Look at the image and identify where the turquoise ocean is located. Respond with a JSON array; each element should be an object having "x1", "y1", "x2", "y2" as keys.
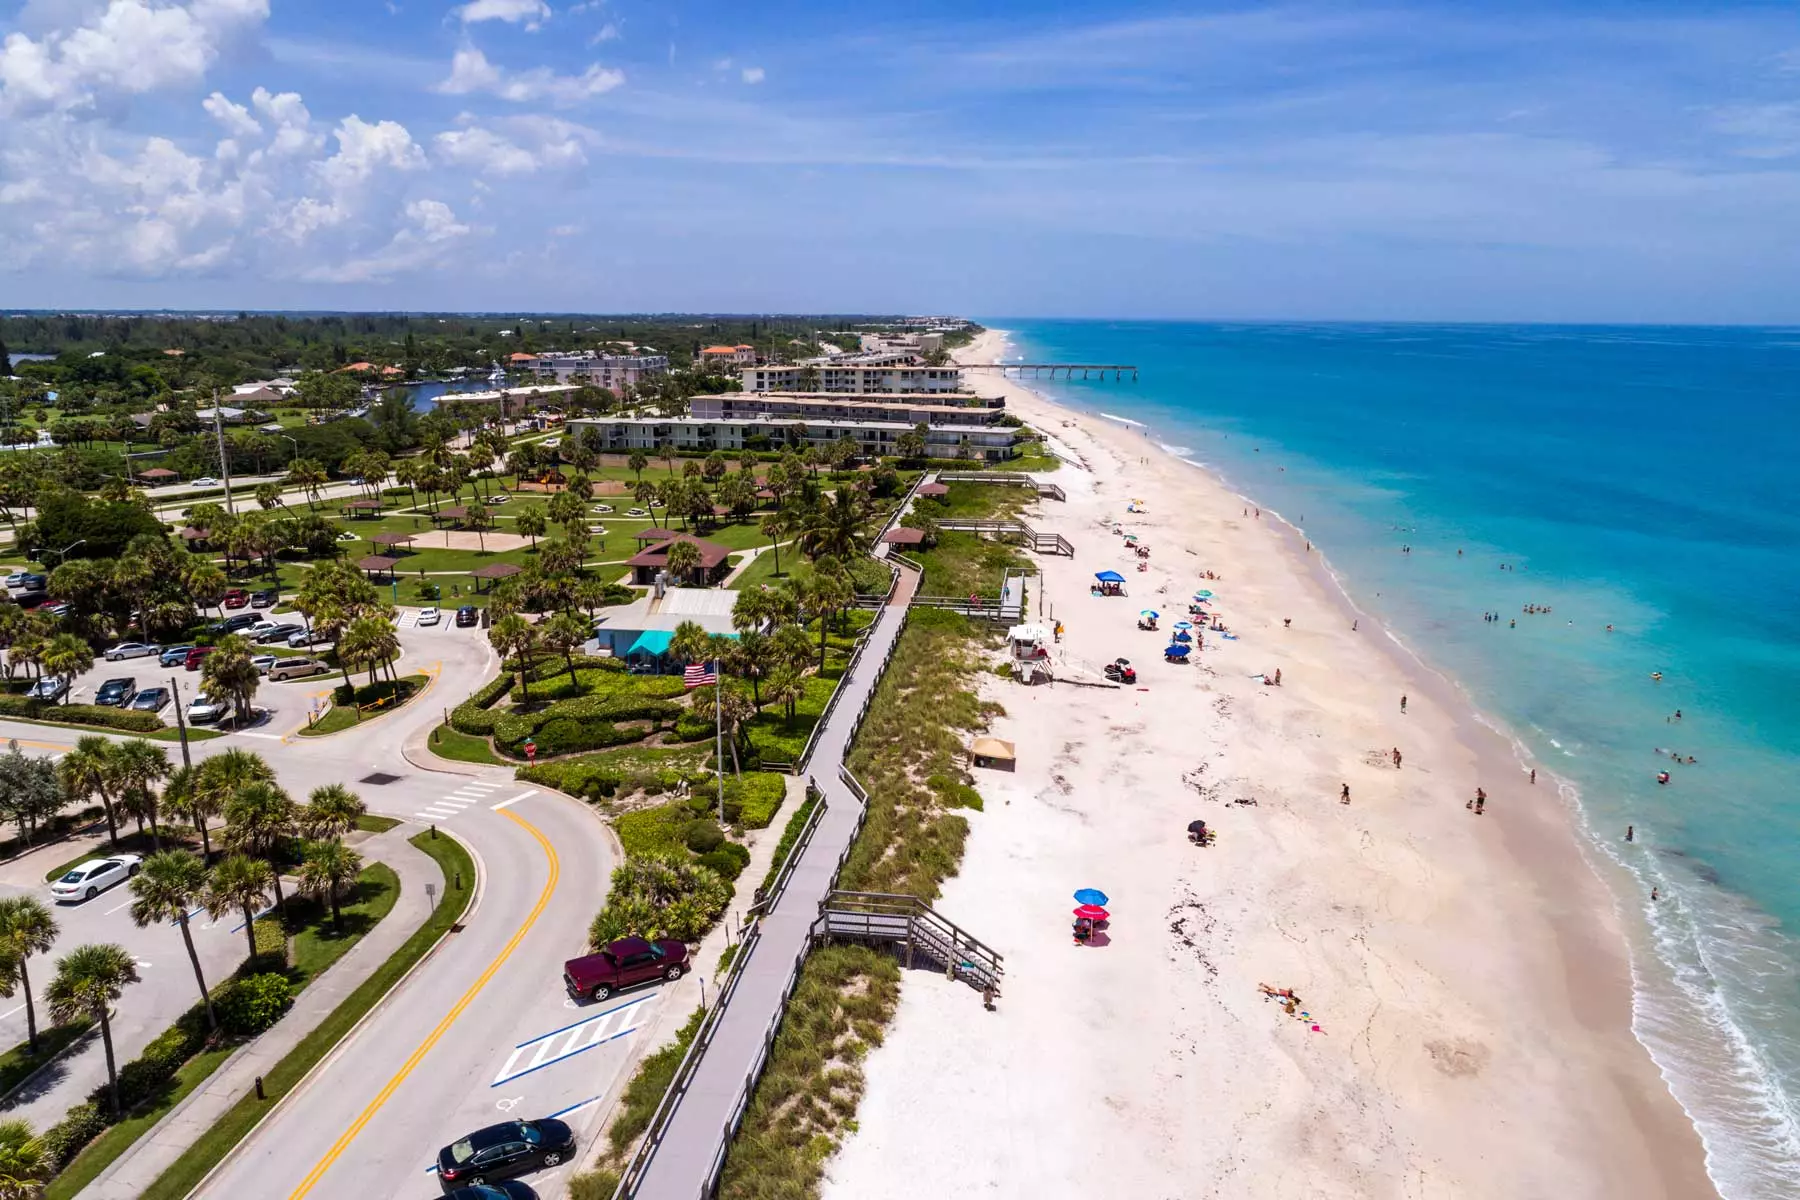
[{"x1": 993, "y1": 320, "x2": 1800, "y2": 1199}]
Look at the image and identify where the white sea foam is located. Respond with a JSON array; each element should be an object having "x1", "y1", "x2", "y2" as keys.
[
  {"x1": 1156, "y1": 442, "x2": 1194, "y2": 457},
  {"x1": 1098, "y1": 411, "x2": 1145, "y2": 428}
]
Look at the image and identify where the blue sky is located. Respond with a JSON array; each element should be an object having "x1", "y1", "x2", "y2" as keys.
[{"x1": 2, "y1": 0, "x2": 1800, "y2": 320}]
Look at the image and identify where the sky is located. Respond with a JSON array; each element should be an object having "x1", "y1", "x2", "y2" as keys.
[{"x1": 2, "y1": 0, "x2": 1800, "y2": 321}]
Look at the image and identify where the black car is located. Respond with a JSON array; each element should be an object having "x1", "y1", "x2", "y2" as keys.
[
  {"x1": 455, "y1": 605, "x2": 479, "y2": 627},
  {"x1": 249, "y1": 588, "x2": 279, "y2": 608},
  {"x1": 438, "y1": 1184, "x2": 535, "y2": 1200},
  {"x1": 436, "y1": 1119, "x2": 573, "y2": 1193},
  {"x1": 131, "y1": 687, "x2": 170, "y2": 712},
  {"x1": 94, "y1": 678, "x2": 137, "y2": 707},
  {"x1": 254, "y1": 623, "x2": 302, "y2": 644}
]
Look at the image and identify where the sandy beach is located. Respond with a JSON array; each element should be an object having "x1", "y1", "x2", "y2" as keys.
[{"x1": 819, "y1": 329, "x2": 1715, "y2": 1200}]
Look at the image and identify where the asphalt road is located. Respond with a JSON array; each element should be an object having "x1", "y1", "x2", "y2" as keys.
[{"x1": 1, "y1": 614, "x2": 625, "y2": 1200}]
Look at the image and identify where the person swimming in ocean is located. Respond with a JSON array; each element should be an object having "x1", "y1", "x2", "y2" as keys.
[
  {"x1": 1651, "y1": 671, "x2": 1663, "y2": 682},
  {"x1": 1657, "y1": 771, "x2": 1671, "y2": 785}
]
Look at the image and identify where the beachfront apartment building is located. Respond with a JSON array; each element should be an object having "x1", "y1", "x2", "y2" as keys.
[
  {"x1": 520, "y1": 351, "x2": 670, "y2": 391},
  {"x1": 739, "y1": 363, "x2": 963, "y2": 394},
  {"x1": 699, "y1": 344, "x2": 757, "y2": 367},
  {"x1": 566, "y1": 412, "x2": 1021, "y2": 461},
  {"x1": 859, "y1": 332, "x2": 943, "y2": 354},
  {"x1": 689, "y1": 391, "x2": 1005, "y2": 427}
]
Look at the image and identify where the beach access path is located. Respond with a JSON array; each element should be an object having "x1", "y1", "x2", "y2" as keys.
[{"x1": 628, "y1": 561, "x2": 918, "y2": 1200}]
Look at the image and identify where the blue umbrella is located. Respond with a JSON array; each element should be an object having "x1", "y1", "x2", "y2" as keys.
[
  {"x1": 1165, "y1": 643, "x2": 1191, "y2": 657},
  {"x1": 1172, "y1": 620, "x2": 1193, "y2": 630},
  {"x1": 1194, "y1": 589, "x2": 1214, "y2": 599},
  {"x1": 1173, "y1": 629, "x2": 1192, "y2": 642},
  {"x1": 1140, "y1": 609, "x2": 1159, "y2": 619},
  {"x1": 1073, "y1": 888, "x2": 1109, "y2": 907},
  {"x1": 1095, "y1": 570, "x2": 1125, "y2": 583}
]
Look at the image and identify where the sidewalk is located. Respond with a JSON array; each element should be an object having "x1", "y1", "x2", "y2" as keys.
[{"x1": 77, "y1": 826, "x2": 439, "y2": 1200}]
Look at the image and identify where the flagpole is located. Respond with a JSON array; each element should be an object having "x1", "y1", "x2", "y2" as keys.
[{"x1": 715, "y1": 661, "x2": 725, "y2": 823}]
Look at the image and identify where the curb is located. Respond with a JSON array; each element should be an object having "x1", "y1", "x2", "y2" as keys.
[
  {"x1": 286, "y1": 668, "x2": 439, "y2": 743},
  {"x1": 0, "y1": 1022, "x2": 96, "y2": 1108}
]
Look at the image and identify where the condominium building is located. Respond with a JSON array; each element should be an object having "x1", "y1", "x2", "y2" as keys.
[
  {"x1": 739, "y1": 363, "x2": 963, "y2": 394},
  {"x1": 698, "y1": 344, "x2": 757, "y2": 367},
  {"x1": 526, "y1": 351, "x2": 669, "y2": 390},
  {"x1": 566, "y1": 413, "x2": 1021, "y2": 461},
  {"x1": 689, "y1": 391, "x2": 1005, "y2": 428}
]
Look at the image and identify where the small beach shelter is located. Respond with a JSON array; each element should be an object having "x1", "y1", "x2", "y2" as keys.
[
  {"x1": 1173, "y1": 620, "x2": 1192, "y2": 630},
  {"x1": 1096, "y1": 571, "x2": 1125, "y2": 583},
  {"x1": 969, "y1": 737, "x2": 1016, "y2": 771},
  {"x1": 1194, "y1": 590, "x2": 1214, "y2": 599}
]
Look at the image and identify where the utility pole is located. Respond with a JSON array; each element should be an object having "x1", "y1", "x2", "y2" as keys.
[
  {"x1": 213, "y1": 386, "x2": 235, "y2": 516},
  {"x1": 169, "y1": 673, "x2": 192, "y2": 770}
]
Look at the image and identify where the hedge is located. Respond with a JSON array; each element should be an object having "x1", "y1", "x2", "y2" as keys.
[
  {"x1": 217, "y1": 973, "x2": 295, "y2": 1037},
  {"x1": 0, "y1": 696, "x2": 165, "y2": 733},
  {"x1": 43, "y1": 1004, "x2": 211, "y2": 1170},
  {"x1": 698, "y1": 842, "x2": 750, "y2": 880},
  {"x1": 448, "y1": 674, "x2": 513, "y2": 736}
]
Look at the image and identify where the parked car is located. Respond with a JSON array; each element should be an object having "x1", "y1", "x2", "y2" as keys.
[
  {"x1": 489, "y1": 493, "x2": 509, "y2": 505},
  {"x1": 435, "y1": 1118, "x2": 575, "y2": 1193},
  {"x1": 14, "y1": 593, "x2": 48, "y2": 609},
  {"x1": 184, "y1": 646, "x2": 215, "y2": 671},
  {"x1": 268, "y1": 657, "x2": 326, "y2": 682},
  {"x1": 562, "y1": 936, "x2": 688, "y2": 1002},
  {"x1": 187, "y1": 694, "x2": 228, "y2": 724},
  {"x1": 8, "y1": 572, "x2": 47, "y2": 593},
  {"x1": 249, "y1": 588, "x2": 279, "y2": 608},
  {"x1": 222, "y1": 589, "x2": 250, "y2": 609},
  {"x1": 25, "y1": 676, "x2": 69, "y2": 702},
  {"x1": 455, "y1": 605, "x2": 479, "y2": 628},
  {"x1": 94, "y1": 678, "x2": 137, "y2": 707},
  {"x1": 191, "y1": 476, "x2": 218, "y2": 486},
  {"x1": 208, "y1": 613, "x2": 261, "y2": 635},
  {"x1": 251, "y1": 655, "x2": 276, "y2": 675},
  {"x1": 44, "y1": 602, "x2": 71, "y2": 617},
  {"x1": 50, "y1": 855, "x2": 142, "y2": 903},
  {"x1": 131, "y1": 687, "x2": 170, "y2": 712},
  {"x1": 287, "y1": 627, "x2": 325, "y2": 649},
  {"x1": 159, "y1": 643, "x2": 197, "y2": 667},
  {"x1": 105, "y1": 641, "x2": 160, "y2": 661},
  {"x1": 438, "y1": 1183, "x2": 535, "y2": 1200},
  {"x1": 255, "y1": 623, "x2": 302, "y2": 644},
  {"x1": 2, "y1": 571, "x2": 26, "y2": 589},
  {"x1": 417, "y1": 607, "x2": 441, "y2": 627}
]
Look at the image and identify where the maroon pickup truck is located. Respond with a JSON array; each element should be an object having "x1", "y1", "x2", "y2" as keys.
[{"x1": 563, "y1": 936, "x2": 688, "y2": 1002}]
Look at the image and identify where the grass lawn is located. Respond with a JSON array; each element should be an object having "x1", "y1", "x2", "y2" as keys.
[
  {"x1": 288, "y1": 862, "x2": 400, "y2": 981},
  {"x1": 299, "y1": 673, "x2": 428, "y2": 737},
  {"x1": 136, "y1": 830, "x2": 474, "y2": 1200},
  {"x1": 726, "y1": 545, "x2": 794, "y2": 591},
  {"x1": 924, "y1": 480, "x2": 1031, "y2": 522},
  {"x1": 909, "y1": 530, "x2": 1032, "y2": 600},
  {"x1": 42, "y1": 826, "x2": 200, "y2": 882},
  {"x1": 354, "y1": 814, "x2": 402, "y2": 833},
  {"x1": 0, "y1": 1020, "x2": 90, "y2": 1096},
  {"x1": 429, "y1": 725, "x2": 503, "y2": 765},
  {"x1": 0, "y1": 710, "x2": 223, "y2": 744}
]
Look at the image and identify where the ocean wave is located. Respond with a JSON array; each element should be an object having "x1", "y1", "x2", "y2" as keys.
[
  {"x1": 1157, "y1": 442, "x2": 1194, "y2": 457},
  {"x1": 1098, "y1": 411, "x2": 1146, "y2": 427}
]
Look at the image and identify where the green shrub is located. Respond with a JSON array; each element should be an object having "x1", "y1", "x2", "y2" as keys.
[
  {"x1": 569, "y1": 1169, "x2": 623, "y2": 1200},
  {"x1": 615, "y1": 803, "x2": 692, "y2": 859},
  {"x1": 41, "y1": 1102, "x2": 107, "y2": 1169},
  {"x1": 683, "y1": 819, "x2": 724, "y2": 854},
  {"x1": 449, "y1": 674, "x2": 514, "y2": 735},
  {"x1": 217, "y1": 973, "x2": 296, "y2": 1037},
  {"x1": 728, "y1": 774, "x2": 785, "y2": 829},
  {"x1": 103, "y1": 1008, "x2": 208, "y2": 1111},
  {"x1": 927, "y1": 773, "x2": 985, "y2": 812},
  {"x1": 698, "y1": 842, "x2": 750, "y2": 880},
  {"x1": 671, "y1": 714, "x2": 712, "y2": 742},
  {"x1": 0, "y1": 695, "x2": 165, "y2": 733}
]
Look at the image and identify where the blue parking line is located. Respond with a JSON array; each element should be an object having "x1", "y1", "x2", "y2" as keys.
[
  {"x1": 229, "y1": 904, "x2": 275, "y2": 934},
  {"x1": 168, "y1": 905, "x2": 204, "y2": 927},
  {"x1": 490, "y1": 1025, "x2": 639, "y2": 1087},
  {"x1": 547, "y1": 1094, "x2": 601, "y2": 1120},
  {"x1": 514, "y1": 996, "x2": 652, "y2": 1049}
]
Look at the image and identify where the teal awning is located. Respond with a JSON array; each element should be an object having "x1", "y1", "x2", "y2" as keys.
[{"x1": 627, "y1": 630, "x2": 673, "y2": 656}]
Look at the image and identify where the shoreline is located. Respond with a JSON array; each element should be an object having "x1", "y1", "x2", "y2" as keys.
[{"x1": 819, "y1": 329, "x2": 1715, "y2": 1199}]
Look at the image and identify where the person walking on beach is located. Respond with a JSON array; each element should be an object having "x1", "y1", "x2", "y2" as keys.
[
  {"x1": 1400, "y1": 694, "x2": 1408, "y2": 714},
  {"x1": 1530, "y1": 768, "x2": 1536, "y2": 785},
  {"x1": 1340, "y1": 783, "x2": 1351, "y2": 805},
  {"x1": 1392, "y1": 747, "x2": 1403, "y2": 769}
]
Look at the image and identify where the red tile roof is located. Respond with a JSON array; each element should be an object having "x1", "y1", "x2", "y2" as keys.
[{"x1": 626, "y1": 533, "x2": 732, "y2": 570}]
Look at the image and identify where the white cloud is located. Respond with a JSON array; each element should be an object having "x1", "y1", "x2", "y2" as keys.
[
  {"x1": 589, "y1": 22, "x2": 619, "y2": 45},
  {"x1": 741, "y1": 66, "x2": 765, "y2": 85},
  {"x1": 314, "y1": 114, "x2": 427, "y2": 190},
  {"x1": 250, "y1": 86, "x2": 326, "y2": 157},
  {"x1": 434, "y1": 118, "x2": 589, "y2": 175},
  {"x1": 435, "y1": 45, "x2": 623, "y2": 106},
  {"x1": 456, "y1": 0, "x2": 550, "y2": 30},
  {"x1": 202, "y1": 90, "x2": 260, "y2": 137},
  {"x1": 302, "y1": 198, "x2": 474, "y2": 282},
  {"x1": 0, "y1": 0, "x2": 269, "y2": 115}
]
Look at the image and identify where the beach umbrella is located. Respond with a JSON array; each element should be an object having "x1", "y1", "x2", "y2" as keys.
[
  {"x1": 1095, "y1": 570, "x2": 1125, "y2": 583},
  {"x1": 1173, "y1": 629, "x2": 1192, "y2": 642},
  {"x1": 1073, "y1": 904, "x2": 1110, "y2": 922},
  {"x1": 1164, "y1": 643, "x2": 1191, "y2": 657},
  {"x1": 1140, "y1": 609, "x2": 1159, "y2": 619},
  {"x1": 1187, "y1": 820, "x2": 1207, "y2": 835},
  {"x1": 1194, "y1": 590, "x2": 1214, "y2": 599},
  {"x1": 1073, "y1": 888, "x2": 1109, "y2": 907},
  {"x1": 1172, "y1": 620, "x2": 1193, "y2": 630}
]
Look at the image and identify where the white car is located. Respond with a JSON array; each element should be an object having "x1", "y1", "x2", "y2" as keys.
[
  {"x1": 417, "y1": 607, "x2": 441, "y2": 627},
  {"x1": 489, "y1": 494, "x2": 510, "y2": 505},
  {"x1": 541, "y1": 437, "x2": 561, "y2": 448},
  {"x1": 192, "y1": 476, "x2": 218, "y2": 486},
  {"x1": 50, "y1": 855, "x2": 142, "y2": 903},
  {"x1": 251, "y1": 655, "x2": 277, "y2": 675},
  {"x1": 25, "y1": 677, "x2": 68, "y2": 702},
  {"x1": 187, "y1": 694, "x2": 228, "y2": 724},
  {"x1": 105, "y1": 641, "x2": 160, "y2": 661}
]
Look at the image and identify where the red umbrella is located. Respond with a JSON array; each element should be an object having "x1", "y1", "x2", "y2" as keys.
[{"x1": 1072, "y1": 904, "x2": 1109, "y2": 921}]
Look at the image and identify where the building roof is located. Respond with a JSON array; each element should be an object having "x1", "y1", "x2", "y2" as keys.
[
  {"x1": 917, "y1": 483, "x2": 950, "y2": 497},
  {"x1": 632, "y1": 527, "x2": 674, "y2": 542},
  {"x1": 627, "y1": 630, "x2": 674, "y2": 656},
  {"x1": 470, "y1": 563, "x2": 522, "y2": 580},
  {"x1": 970, "y1": 737, "x2": 1016, "y2": 761},
  {"x1": 370, "y1": 532, "x2": 415, "y2": 546},
  {"x1": 881, "y1": 527, "x2": 926, "y2": 545},
  {"x1": 179, "y1": 527, "x2": 210, "y2": 540},
  {"x1": 595, "y1": 600, "x2": 739, "y2": 640},
  {"x1": 508, "y1": 353, "x2": 539, "y2": 362},
  {"x1": 700, "y1": 344, "x2": 753, "y2": 354},
  {"x1": 657, "y1": 587, "x2": 740, "y2": 618},
  {"x1": 356, "y1": 555, "x2": 400, "y2": 571},
  {"x1": 342, "y1": 497, "x2": 384, "y2": 510},
  {"x1": 626, "y1": 533, "x2": 732, "y2": 571},
  {"x1": 435, "y1": 505, "x2": 470, "y2": 521},
  {"x1": 137, "y1": 467, "x2": 178, "y2": 480}
]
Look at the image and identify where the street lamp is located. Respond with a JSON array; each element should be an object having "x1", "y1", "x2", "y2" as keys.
[{"x1": 48, "y1": 538, "x2": 85, "y2": 566}]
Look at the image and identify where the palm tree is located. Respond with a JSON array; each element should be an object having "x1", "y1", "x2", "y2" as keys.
[
  {"x1": 298, "y1": 841, "x2": 364, "y2": 931},
  {"x1": 488, "y1": 614, "x2": 537, "y2": 704},
  {"x1": 181, "y1": 558, "x2": 228, "y2": 616},
  {"x1": 129, "y1": 851, "x2": 217, "y2": 1031},
  {"x1": 635, "y1": 480, "x2": 660, "y2": 527},
  {"x1": 200, "y1": 634, "x2": 260, "y2": 726},
  {"x1": 728, "y1": 628, "x2": 772, "y2": 708},
  {"x1": 540, "y1": 611, "x2": 589, "y2": 683},
  {"x1": 39, "y1": 633, "x2": 93, "y2": 703},
  {"x1": 664, "y1": 539, "x2": 703, "y2": 586},
  {"x1": 224, "y1": 781, "x2": 298, "y2": 917},
  {"x1": 392, "y1": 458, "x2": 419, "y2": 511},
  {"x1": 669, "y1": 619, "x2": 711, "y2": 671},
  {"x1": 177, "y1": 749, "x2": 273, "y2": 860},
  {"x1": 202, "y1": 854, "x2": 272, "y2": 961},
  {"x1": 0, "y1": 898, "x2": 57, "y2": 1053},
  {"x1": 0, "y1": 1116, "x2": 50, "y2": 1198},
  {"x1": 286, "y1": 458, "x2": 328, "y2": 509},
  {"x1": 766, "y1": 665, "x2": 806, "y2": 721},
  {"x1": 627, "y1": 450, "x2": 648, "y2": 482},
  {"x1": 339, "y1": 615, "x2": 400, "y2": 687},
  {"x1": 254, "y1": 481, "x2": 285, "y2": 512},
  {"x1": 799, "y1": 487, "x2": 866, "y2": 563},
  {"x1": 46, "y1": 944, "x2": 140, "y2": 1117},
  {"x1": 302, "y1": 784, "x2": 365, "y2": 842},
  {"x1": 805, "y1": 569, "x2": 853, "y2": 668},
  {"x1": 110, "y1": 739, "x2": 171, "y2": 848},
  {"x1": 465, "y1": 502, "x2": 493, "y2": 553},
  {"x1": 515, "y1": 504, "x2": 547, "y2": 551},
  {"x1": 59, "y1": 736, "x2": 120, "y2": 846}
]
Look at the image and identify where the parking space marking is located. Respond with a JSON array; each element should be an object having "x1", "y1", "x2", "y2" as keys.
[
  {"x1": 237, "y1": 731, "x2": 285, "y2": 741},
  {"x1": 492, "y1": 789, "x2": 537, "y2": 811},
  {"x1": 490, "y1": 996, "x2": 654, "y2": 1087},
  {"x1": 103, "y1": 898, "x2": 133, "y2": 915}
]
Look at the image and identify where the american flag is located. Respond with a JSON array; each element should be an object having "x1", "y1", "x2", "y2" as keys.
[{"x1": 684, "y1": 663, "x2": 718, "y2": 689}]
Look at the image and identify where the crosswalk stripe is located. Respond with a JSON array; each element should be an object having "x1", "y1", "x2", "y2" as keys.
[
  {"x1": 466, "y1": 781, "x2": 502, "y2": 791},
  {"x1": 418, "y1": 806, "x2": 458, "y2": 818},
  {"x1": 414, "y1": 811, "x2": 454, "y2": 821}
]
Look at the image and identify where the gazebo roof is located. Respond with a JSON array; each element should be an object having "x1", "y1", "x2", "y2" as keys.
[
  {"x1": 633, "y1": 527, "x2": 672, "y2": 542},
  {"x1": 178, "y1": 527, "x2": 210, "y2": 540},
  {"x1": 881, "y1": 527, "x2": 926, "y2": 545},
  {"x1": 917, "y1": 482, "x2": 950, "y2": 497},
  {"x1": 370, "y1": 532, "x2": 416, "y2": 546},
  {"x1": 138, "y1": 467, "x2": 178, "y2": 480},
  {"x1": 356, "y1": 555, "x2": 400, "y2": 571},
  {"x1": 343, "y1": 497, "x2": 384, "y2": 510},
  {"x1": 470, "y1": 563, "x2": 523, "y2": 580},
  {"x1": 436, "y1": 505, "x2": 470, "y2": 521}
]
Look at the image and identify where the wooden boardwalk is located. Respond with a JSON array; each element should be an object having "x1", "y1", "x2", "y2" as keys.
[{"x1": 625, "y1": 564, "x2": 918, "y2": 1200}]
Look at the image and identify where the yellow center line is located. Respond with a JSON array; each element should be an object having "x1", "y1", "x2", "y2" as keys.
[{"x1": 286, "y1": 808, "x2": 560, "y2": 1200}]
